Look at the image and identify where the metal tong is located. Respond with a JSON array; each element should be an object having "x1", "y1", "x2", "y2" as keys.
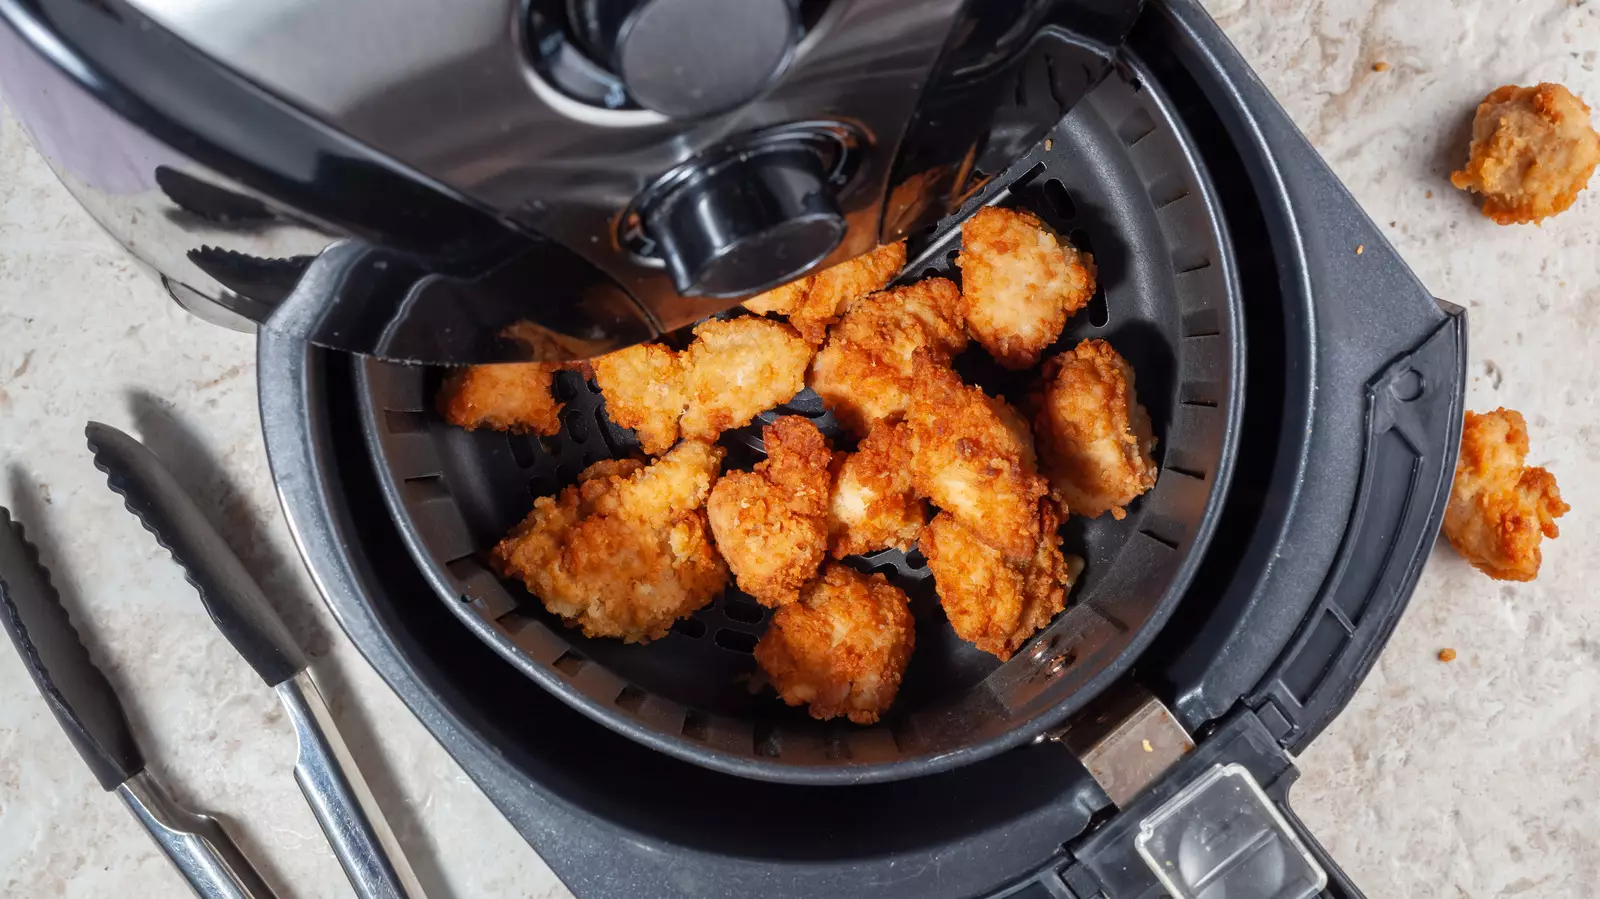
[{"x1": 0, "y1": 423, "x2": 423, "y2": 899}]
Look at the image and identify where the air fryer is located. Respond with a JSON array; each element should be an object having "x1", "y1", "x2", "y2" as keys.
[{"x1": 2, "y1": 0, "x2": 1465, "y2": 896}]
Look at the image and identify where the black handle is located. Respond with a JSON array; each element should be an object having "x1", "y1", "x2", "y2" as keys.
[
  {"x1": 85, "y1": 422, "x2": 307, "y2": 687},
  {"x1": 0, "y1": 507, "x2": 145, "y2": 790},
  {"x1": 1057, "y1": 708, "x2": 1369, "y2": 898},
  {"x1": 1204, "y1": 712, "x2": 1366, "y2": 897},
  {"x1": 1274, "y1": 801, "x2": 1364, "y2": 899}
]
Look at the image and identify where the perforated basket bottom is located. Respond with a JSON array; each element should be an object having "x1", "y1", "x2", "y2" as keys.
[{"x1": 359, "y1": 55, "x2": 1240, "y2": 780}]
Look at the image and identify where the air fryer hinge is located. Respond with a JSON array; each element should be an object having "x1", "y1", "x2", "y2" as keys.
[{"x1": 1041, "y1": 682, "x2": 1194, "y2": 807}]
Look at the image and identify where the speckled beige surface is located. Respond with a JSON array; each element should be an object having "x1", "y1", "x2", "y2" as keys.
[
  {"x1": 1, "y1": 1, "x2": 1597, "y2": 896},
  {"x1": 1207, "y1": 2, "x2": 1600, "y2": 897}
]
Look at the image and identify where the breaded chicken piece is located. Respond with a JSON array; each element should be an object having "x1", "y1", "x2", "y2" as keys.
[
  {"x1": 808, "y1": 278, "x2": 968, "y2": 436},
  {"x1": 576, "y1": 458, "x2": 645, "y2": 485},
  {"x1": 753, "y1": 562, "x2": 916, "y2": 724},
  {"x1": 707, "y1": 417, "x2": 833, "y2": 606},
  {"x1": 584, "y1": 439, "x2": 725, "y2": 526},
  {"x1": 828, "y1": 422, "x2": 927, "y2": 558},
  {"x1": 679, "y1": 317, "x2": 814, "y2": 441},
  {"x1": 491, "y1": 441, "x2": 728, "y2": 641},
  {"x1": 741, "y1": 278, "x2": 811, "y2": 319},
  {"x1": 595, "y1": 318, "x2": 814, "y2": 452},
  {"x1": 437, "y1": 362, "x2": 565, "y2": 436},
  {"x1": 593, "y1": 343, "x2": 686, "y2": 455},
  {"x1": 957, "y1": 206, "x2": 1097, "y2": 369},
  {"x1": 1033, "y1": 340, "x2": 1158, "y2": 519},
  {"x1": 1443, "y1": 408, "x2": 1568, "y2": 581},
  {"x1": 1450, "y1": 83, "x2": 1600, "y2": 225},
  {"x1": 922, "y1": 501, "x2": 1078, "y2": 661},
  {"x1": 905, "y1": 353, "x2": 1048, "y2": 561},
  {"x1": 743, "y1": 242, "x2": 907, "y2": 344}
]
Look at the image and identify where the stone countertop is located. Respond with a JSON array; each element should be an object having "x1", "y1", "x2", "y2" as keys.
[{"x1": 1, "y1": 1, "x2": 1596, "y2": 896}]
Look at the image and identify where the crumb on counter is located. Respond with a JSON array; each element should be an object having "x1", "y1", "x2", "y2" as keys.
[
  {"x1": 1356, "y1": 244, "x2": 1365, "y2": 255},
  {"x1": 1373, "y1": 61, "x2": 1391, "y2": 72},
  {"x1": 1438, "y1": 648, "x2": 1457, "y2": 662}
]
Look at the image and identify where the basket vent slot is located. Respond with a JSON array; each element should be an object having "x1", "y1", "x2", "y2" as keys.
[
  {"x1": 714, "y1": 629, "x2": 759, "y2": 654},
  {"x1": 682, "y1": 711, "x2": 710, "y2": 741},
  {"x1": 384, "y1": 410, "x2": 430, "y2": 434},
  {"x1": 615, "y1": 685, "x2": 649, "y2": 714}
]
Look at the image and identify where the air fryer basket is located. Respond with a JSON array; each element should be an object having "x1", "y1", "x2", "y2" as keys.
[{"x1": 357, "y1": 48, "x2": 1243, "y2": 784}]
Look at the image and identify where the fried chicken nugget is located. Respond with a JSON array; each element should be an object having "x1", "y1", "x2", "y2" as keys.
[
  {"x1": 437, "y1": 362, "x2": 566, "y2": 436},
  {"x1": 828, "y1": 422, "x2": 928, "y2": 558},
  {"x1": 808, "y1": 278, "x2": 968, "y2": 437},
  {"x1": 491, "y1": 441, "x2": 728, "y2": 641},
  {"x1": 905, "y1": 352, "x2": 1048, "y2": 561},
  {"x1": 957, "y1": 206, "x2": 1097, "y2": 370},
  {"x1": 707, "y1": 417, "x2": 833, "y2": 606},
  {"x1": 593, "y1": 343, "x2": 686, "y2": 455},
  {"x1": 753, "y1": 562, "x2": 916, "y2": 724},
  {"x1": 1033, "y1": 340, "x2": 1158, "y2": 520},
  {"x1": 741, "y1": 279, "x2": 811, "y2": 319},
  {"x1": 744, "y1": 242, "x2": 907, "y2": 344},
  {"x1": 680, "y1": 317, "x2": 815, "y2": 441},
  {"x1": 1443, "y1": 408, "x2": 1569, "y2": 581},
  {"x1": 921, "y1": 501, "x2": 1078, "y2": 661},
  {"x1": 1450, "y1": 83, "x2": 1600, "y2": 225}
]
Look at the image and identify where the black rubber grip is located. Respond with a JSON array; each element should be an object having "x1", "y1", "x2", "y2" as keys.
[
  {"x1": 0, "y1": 507, "x2": 145, "y2": 790},
  {"x1": 86, "y1": 422, "x2": 307, "y2": 687}
]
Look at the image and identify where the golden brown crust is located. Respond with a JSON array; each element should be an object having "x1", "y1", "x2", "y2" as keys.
[
  {"x1": 957, "y1": 206, "x2": 1097, "y2": 369},
  {"x1": 808, "y1": 277, "x2": 968, "y2": 437},
  {"x1": 594, "y1": 319, "x2": 814, "y2": 452},
  {"x1": 706, "y1": 417, "x2": 833, "y2": 606},
  {"x1": 679, "y1": 317, "x2": 814, "y2": 441},
  {"x1": 1450, "y1": 83, "x2": 1600, "y2": 225},
  {"x1": 922, "y1": 501, "x2": 1076, "y2": 660},
  {"x1": 437, "y1": 363, "x2": 565, "y2": 436},
  {"x1": 827, "y1": 422, "x2": 928, "y2": 558},
  {"x1": 1443, "y1": 408, "x2": 1568, "y2": 581},
  {"x1": 576, "y1": 458, "x2": 646, "y2": 485},
  {"x1": 741, "y1": 278, "x2": 811, "y2": 317},
  {"x1": 1032, "y1": 339, "x2": 1158, "y2": 519},
  {"x1": 593, "y1": 343, "x2": 686, "y2": 455},
  {"x1": 753, "y1": 562, "x2": 915, "y2": 724},
  {"x1": 491, "y1": 441, "x2": 728, "y2": 641},
  {"x1": 742, "y1": 242, "x2": 907, "y2": 344},
  {"x1": 904, "y1": 352, "x2": 1048, "y2": 562}
]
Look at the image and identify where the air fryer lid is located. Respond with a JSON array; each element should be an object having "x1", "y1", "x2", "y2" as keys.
[
  {"x1": 0, "y1": 0, "x2": 1148, "y2": 366},
  {"x1": 357, "y1": 44, "x2": 1243, "y2": 785}
]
